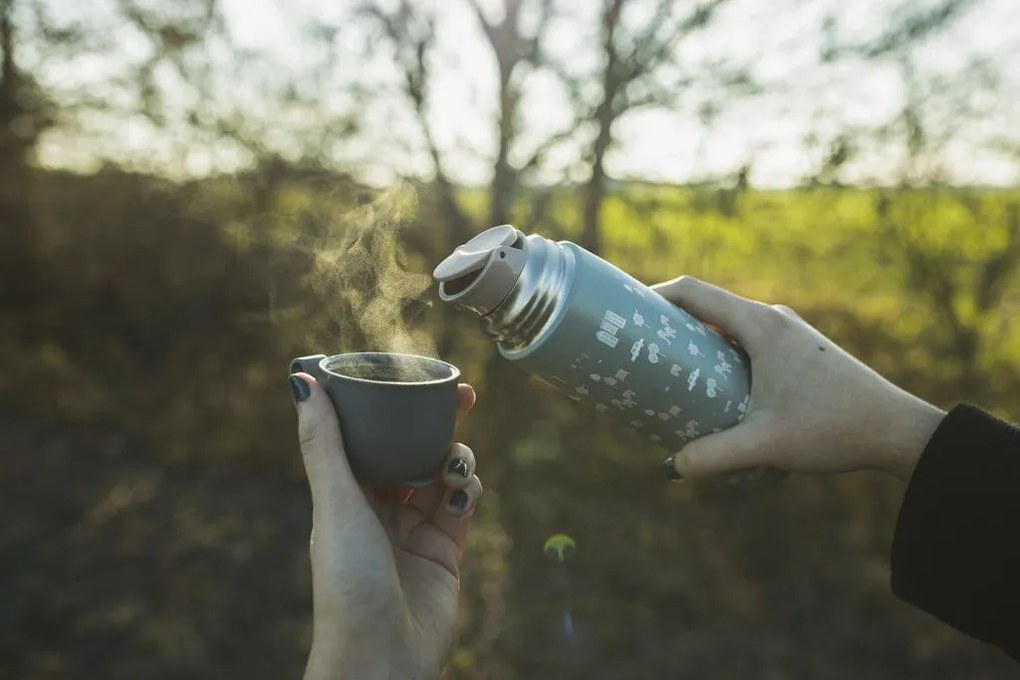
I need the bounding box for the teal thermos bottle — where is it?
[433,225,758,455]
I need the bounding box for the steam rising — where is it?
[308,184,437,360]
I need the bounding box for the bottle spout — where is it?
[433,224,528,316]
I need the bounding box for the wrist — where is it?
[306,646,422,680]
[874,394,946,482]
[305,627,423,680]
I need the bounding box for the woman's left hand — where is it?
[289,373,482,680]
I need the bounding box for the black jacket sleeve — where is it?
[891,403,1020,662]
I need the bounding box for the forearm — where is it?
[304,619,423,680]
[305,640,423,680]
[872,391,947,482]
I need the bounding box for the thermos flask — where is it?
[433,225,753,453]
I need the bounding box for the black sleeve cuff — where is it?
[891,403,1020,660]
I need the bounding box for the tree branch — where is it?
[517,125,580,174]
[463,0,497,43]
[829,0,978,59]
[625,0,726,82]
[359,0,472,235]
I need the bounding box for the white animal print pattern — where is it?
[560,272,750,452]
[630,338,644,362]
[647,343,661,364]
[687,368,700,392]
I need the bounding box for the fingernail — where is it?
[662,455,683,481]
[449,490,469,511]
[289,375,310,403]
[447,457,469,478]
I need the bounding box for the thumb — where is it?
[289,374,371,523]
[650,276,763,350]
[666,418,773,478]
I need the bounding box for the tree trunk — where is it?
[0,0,36,174]
[428,143,476,360]
[489,60,515,228]
[0,0,38,309]
[579,0,624,256]
[580,91,617,255]
[1,0,21,169]
[580,140,607,255]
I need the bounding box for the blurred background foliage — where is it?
[2,0,1020,678]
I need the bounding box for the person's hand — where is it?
[650,276,946,482]
[288,373,482,680]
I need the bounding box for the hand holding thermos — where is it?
[650,276,945,481]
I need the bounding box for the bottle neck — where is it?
[481,235,573,354]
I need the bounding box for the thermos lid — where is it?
[433,224,528,316]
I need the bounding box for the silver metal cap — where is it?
[433,224,528,316]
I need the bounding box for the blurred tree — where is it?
[113,0,220,126]
[355,0,481,363]
[807,0,1020,394]
[359,0,473,244]
[811,0,992,187]
[464,0,556,227]
[876,192,1020,391]
[360,0,570,237]
[562,0,730,254]
[823,0,980,61]
[0,0,51,171]
[874,61,1020,389]
[113,0,356,170]
[0,0,52,307]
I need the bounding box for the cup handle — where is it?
[290,354,327,382]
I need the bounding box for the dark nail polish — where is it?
[662,455,683,481]
[447,457,469,478]
[289,375,310,403]
[449,490,469,511]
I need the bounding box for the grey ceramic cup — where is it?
[290,352,461,487]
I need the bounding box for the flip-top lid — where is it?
[433,224,527,316]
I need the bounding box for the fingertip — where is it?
[456,384,477,421]
[442,442,475,488]
[672,449,697,478]
[291,374,342,450]
[671,420,772,479]
[289,372,326,410]
[458,383,476,405]
[671,444,728,480]
[289,371,321,398]
[444,475,482,517]
[650,275,700,301]
[448,489,470,515]
[292,371,318,383]
[289,374,311,404]
[662,454,683,481]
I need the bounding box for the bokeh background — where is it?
[3,0,1020,677]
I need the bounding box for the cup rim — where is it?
[320,352,460,386]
